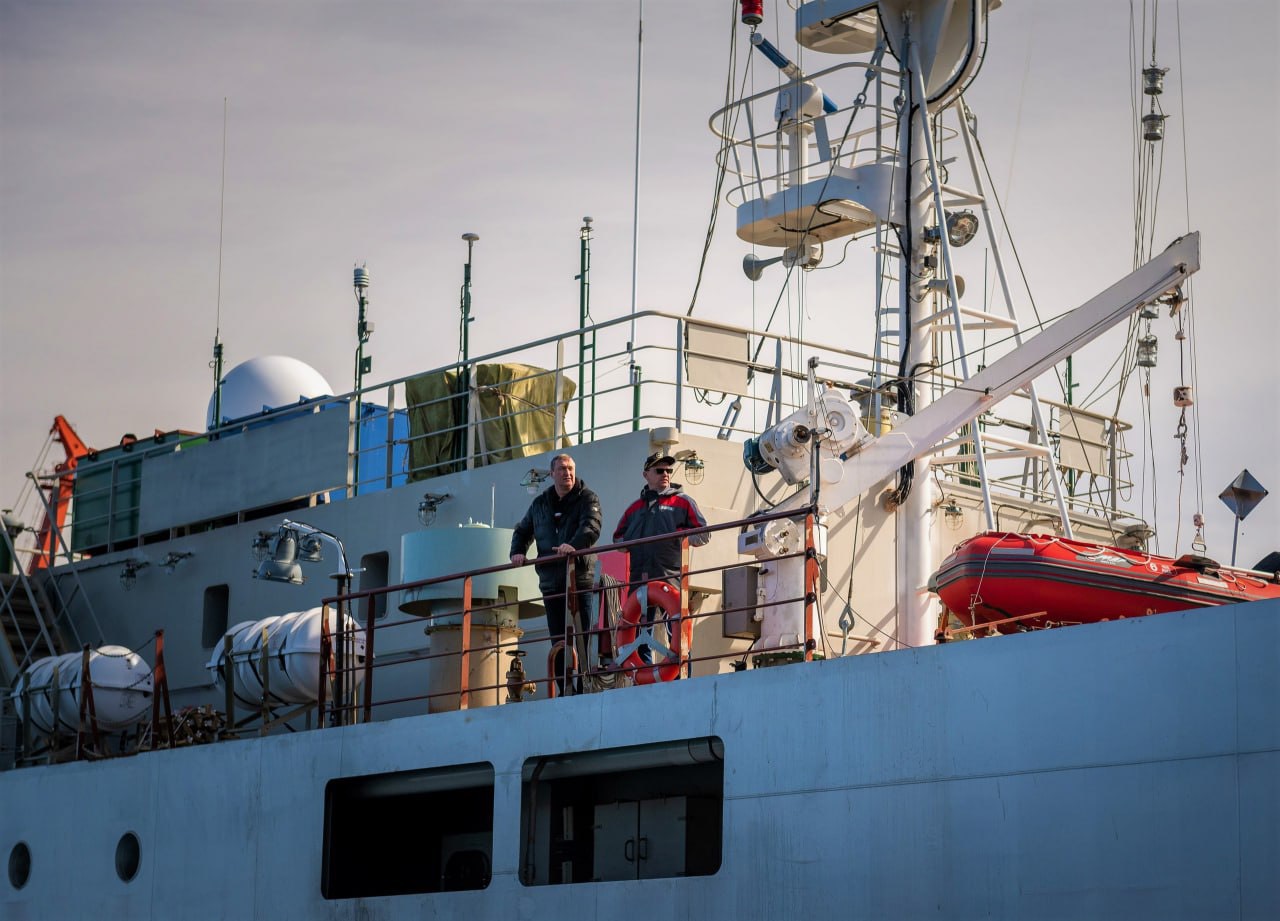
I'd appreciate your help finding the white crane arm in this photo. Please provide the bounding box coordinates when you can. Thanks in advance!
[779,232,1201,514]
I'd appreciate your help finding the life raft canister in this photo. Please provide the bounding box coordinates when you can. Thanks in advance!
[615,581,689,684]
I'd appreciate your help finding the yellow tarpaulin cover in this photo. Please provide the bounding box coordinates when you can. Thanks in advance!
[405,363,577,481]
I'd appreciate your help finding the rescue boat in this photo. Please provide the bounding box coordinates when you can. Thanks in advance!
[931,531,1280,634]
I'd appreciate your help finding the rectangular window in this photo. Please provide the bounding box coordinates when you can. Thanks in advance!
[357,550,390,620]
[322,762,495,899]
[201,585,230,649]
[520,737,723,885]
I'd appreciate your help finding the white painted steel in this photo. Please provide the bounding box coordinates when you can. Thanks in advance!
[3,600,1275,919]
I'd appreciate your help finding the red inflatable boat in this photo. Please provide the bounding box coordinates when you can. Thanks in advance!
[931,531,1280,634]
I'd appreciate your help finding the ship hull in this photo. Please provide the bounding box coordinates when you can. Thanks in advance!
[3,599,1277,919]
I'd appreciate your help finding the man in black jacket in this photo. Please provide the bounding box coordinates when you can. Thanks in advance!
[510,453,601,694]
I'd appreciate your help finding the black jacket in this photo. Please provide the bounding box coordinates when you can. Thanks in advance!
[510,480,602,590]
[612,484,709,579]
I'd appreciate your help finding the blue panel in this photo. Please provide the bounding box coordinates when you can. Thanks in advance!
[1235,603,1280,753]
[1239,751,1280,919]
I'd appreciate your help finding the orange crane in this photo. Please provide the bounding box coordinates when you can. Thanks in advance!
[28,416,91,574]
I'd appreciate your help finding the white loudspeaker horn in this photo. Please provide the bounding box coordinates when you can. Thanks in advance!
[743,253,785,281]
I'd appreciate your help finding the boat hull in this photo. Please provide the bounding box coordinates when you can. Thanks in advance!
[933,531,1280,632]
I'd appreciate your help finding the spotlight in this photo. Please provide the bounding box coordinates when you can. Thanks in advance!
[297,534,326,563]
[945,210,979,247]
[254,528,303,585]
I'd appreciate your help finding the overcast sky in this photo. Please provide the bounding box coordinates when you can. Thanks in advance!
[2,0,1276,565]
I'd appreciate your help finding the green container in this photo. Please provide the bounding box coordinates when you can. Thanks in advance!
[70,431,204,552]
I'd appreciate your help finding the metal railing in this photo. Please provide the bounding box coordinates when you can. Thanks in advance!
[313,507,822,727]
[18,307,1137,567]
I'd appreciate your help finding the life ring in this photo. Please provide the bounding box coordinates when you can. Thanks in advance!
[615,581,688,684]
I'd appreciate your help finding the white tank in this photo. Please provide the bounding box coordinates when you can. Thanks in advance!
[207,355,334,428]
[12,646,153,735]
[206,607,367,707]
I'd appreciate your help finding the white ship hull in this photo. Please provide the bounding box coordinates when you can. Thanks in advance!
[4,600,1276,919]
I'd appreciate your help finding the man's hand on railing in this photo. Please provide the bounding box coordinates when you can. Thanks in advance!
[510,553,527,565]
[554,543,577,555]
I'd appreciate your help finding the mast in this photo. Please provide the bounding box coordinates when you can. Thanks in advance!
[896,15,937,650]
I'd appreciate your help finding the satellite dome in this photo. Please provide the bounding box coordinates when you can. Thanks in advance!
[207,355,334,429]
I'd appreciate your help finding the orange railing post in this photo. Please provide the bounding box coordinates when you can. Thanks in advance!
[803,514,821,663]
[679,536,691,676]
[362,594,376,724]
[318,607,332,727]
[459,575,472,710]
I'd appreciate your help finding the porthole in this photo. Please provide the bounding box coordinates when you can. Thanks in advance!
[115,832,141,883]
[8,842,31,890]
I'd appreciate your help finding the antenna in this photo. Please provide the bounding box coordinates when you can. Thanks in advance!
[460,233,479,366]
[352,264,371,494]
[353,264,372,394]
[577,217,596,440]
[628,0,644,431]
[210,98,229,431]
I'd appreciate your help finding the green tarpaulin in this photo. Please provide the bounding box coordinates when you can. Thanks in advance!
[405,363,577,481]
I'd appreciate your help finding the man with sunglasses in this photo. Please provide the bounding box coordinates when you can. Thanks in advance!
[611,452,709,667]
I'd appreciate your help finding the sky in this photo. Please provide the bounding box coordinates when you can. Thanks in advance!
[2,0,1277,566]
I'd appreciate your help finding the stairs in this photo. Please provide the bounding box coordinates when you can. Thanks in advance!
[0,573,65,689]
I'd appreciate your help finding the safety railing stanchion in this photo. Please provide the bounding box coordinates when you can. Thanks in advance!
[362,594,376,723]
[318,607,332,727]
[679,537,691,677]
[459,576,472,710]
[803,514,820,663]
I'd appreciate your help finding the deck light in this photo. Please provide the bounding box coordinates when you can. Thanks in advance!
[119,558,150,591]
[297,534,326,564]
[521,469,550,495]
[418,493,451,526]
[159,551,193,574]
[1136,335,1158,368]
[254,528,303,585]
[253,519,353,588]
[678,451,706,486]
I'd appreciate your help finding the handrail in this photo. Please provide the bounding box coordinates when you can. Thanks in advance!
[316,505,821,727]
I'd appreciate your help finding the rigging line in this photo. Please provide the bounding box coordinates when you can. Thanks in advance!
[215,97,228,341]
[686,0,748,320]
[1000,8,1036,219]
[1144,376,1161,553]
[967,120,1073,404]
[1150,0,1159,63]
[1174,0,1205,516]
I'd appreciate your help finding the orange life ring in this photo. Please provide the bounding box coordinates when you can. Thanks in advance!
[615,581,688,684]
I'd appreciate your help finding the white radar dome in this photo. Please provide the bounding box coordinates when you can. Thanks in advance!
[207,355,334,428]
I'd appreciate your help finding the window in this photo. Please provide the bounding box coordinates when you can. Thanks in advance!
[520,737,723,885]
[201,585,229,648]
[322,762,494,898]
[357,551,390,620]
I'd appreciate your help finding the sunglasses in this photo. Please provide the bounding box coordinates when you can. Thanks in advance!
[649,467,674,475]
